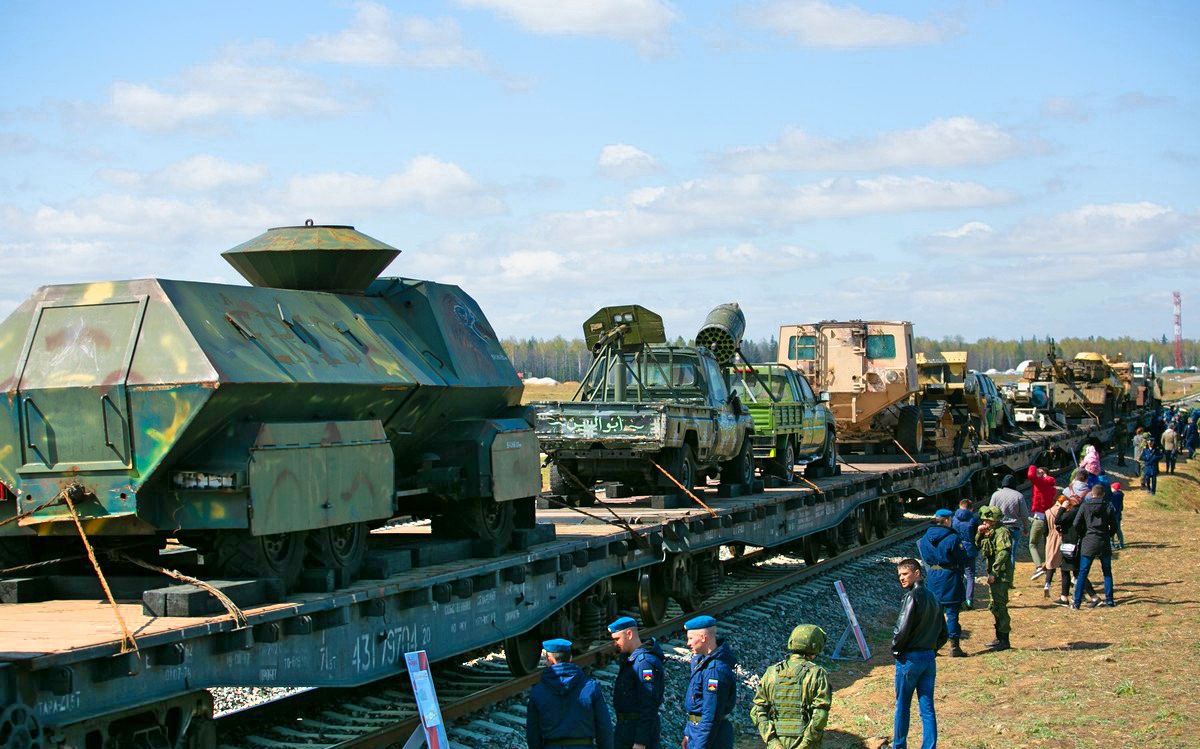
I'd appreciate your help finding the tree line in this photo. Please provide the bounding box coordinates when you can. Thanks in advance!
[501,334,1198,382]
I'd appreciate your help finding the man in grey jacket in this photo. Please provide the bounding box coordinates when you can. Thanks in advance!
[989,474,1030,568]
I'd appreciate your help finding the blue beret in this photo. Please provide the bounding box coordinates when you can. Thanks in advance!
[934,509,953,518]
[684,615,717,630]
[607,616,638,633]
[542,638,572,654]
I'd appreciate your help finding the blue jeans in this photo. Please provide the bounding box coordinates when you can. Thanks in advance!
[1008,525,1022,567]
[944,603,961,640]
[1073,552,1114,606]
[893,650,937,749]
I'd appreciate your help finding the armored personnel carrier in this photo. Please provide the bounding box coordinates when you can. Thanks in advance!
[0,223,541,588]
[777,320,923,454]
[1006,343,1128,428]
[533,304,755,503]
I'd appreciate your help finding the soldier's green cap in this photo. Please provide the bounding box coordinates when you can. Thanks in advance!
[978,506,1003,522]
[787,624,827,655]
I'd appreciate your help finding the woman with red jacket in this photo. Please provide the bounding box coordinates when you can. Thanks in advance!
[1027,464,1058,580]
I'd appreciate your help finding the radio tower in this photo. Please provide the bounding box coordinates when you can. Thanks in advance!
[1174,291,1183,369]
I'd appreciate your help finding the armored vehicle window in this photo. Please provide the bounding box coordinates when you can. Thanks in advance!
[866,334,896,359]
[788,335,816,360]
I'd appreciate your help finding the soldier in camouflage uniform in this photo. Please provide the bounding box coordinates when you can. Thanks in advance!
[976,506,1013,651]
[749,624,832,749]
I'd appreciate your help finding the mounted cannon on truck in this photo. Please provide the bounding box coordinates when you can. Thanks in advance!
[533,304,755,504]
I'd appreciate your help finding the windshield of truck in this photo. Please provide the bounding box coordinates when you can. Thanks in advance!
[729,368,794,403]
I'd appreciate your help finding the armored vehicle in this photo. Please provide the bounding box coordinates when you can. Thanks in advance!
[1006,343,1128,428]
[777,321,922,455]
[533,304,755,503]
[916,351,1012,454]
[727,363,837,481]
[0,223,541,588]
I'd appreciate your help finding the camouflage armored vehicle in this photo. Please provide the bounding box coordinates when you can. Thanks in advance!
[533,304,755,504]
[916,351,1012,454]
[0,223,542,588]
[777,321,923,454]
[727,363,837,481]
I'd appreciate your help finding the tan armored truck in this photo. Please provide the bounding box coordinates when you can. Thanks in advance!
[777,320,923,454]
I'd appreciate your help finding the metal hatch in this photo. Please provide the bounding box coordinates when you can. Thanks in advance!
[16,297,147,472]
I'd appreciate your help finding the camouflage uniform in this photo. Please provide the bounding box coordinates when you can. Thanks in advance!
[976,507,1014,645]
[750,625,832,749]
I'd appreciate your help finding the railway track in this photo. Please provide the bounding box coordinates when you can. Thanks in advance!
[215,519,929,749]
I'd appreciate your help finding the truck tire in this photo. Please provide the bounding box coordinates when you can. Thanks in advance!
[806,430,837,479]
[207,530,308,591]
[662,444,697,495]
[770,437,795,484]
[306,522,368,581]
[548,464,596,507]
[896,405,923,455]
[433,495,516,544]
[720,438,754,488]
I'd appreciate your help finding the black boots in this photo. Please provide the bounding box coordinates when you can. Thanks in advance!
[985,628,1011,651]
[949,638,967,657]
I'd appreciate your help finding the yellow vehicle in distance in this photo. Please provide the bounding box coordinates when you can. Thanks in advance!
[777,320,922,455]
[916,351,1013,455]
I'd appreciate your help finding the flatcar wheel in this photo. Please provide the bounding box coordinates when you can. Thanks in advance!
[873,501,890,538]
[801,536,820,566]
[0,702,44,749]
[307,523,368,580]
[637,569,668,627]
[503,631,544,676]
[208,531,307,590]
[856,507,871,545]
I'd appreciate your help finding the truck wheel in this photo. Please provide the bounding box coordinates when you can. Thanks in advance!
[307,523,368,581]
[806,431,837,479]
[720,438,754,488]
[896,405,923,455]
[433,496,515,545]
[771,438,795,484]
[663,445,697,495]
[549,464,596,507]
[207,530,308,591]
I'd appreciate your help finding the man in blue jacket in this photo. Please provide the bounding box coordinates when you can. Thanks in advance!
[682,615,738,749]
[608,616,665,749]
[918,509,971,658]
[526,638,614,749]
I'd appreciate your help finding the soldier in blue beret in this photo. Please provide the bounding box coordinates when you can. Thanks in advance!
[682,616,738,749]
[608,617,665,749]
[526,639,614,749]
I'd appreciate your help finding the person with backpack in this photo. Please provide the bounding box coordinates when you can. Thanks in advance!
[1072,484,1119,609]
[951,499,981,609]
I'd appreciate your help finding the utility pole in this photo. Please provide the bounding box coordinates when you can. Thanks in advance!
[1173,291,1183,369]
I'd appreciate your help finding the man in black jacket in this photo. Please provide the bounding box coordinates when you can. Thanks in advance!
[890,558,948,749]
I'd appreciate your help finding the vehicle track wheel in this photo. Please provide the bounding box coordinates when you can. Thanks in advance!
[720,438,754,488]
[637,568,669,626]
[772,438,795,484]
[207,531,307,590]
[663,445,697,495]
[433,495,516,547]
[0,703,43,749]
[897,405,923,455]
[307,522,368,581]
[503,631,544,676]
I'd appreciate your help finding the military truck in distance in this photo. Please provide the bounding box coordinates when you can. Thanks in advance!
[777,321,923,455]
[727,363,837,482]
[533,305,755,504]
[1006,344,1129,429]
[916,351,1012,455]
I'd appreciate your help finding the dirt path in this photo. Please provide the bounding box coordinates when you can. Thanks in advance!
[740,453,1200,749]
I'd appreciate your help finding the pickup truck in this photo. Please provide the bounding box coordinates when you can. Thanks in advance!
[533,344,755,505]
[728,363,838,482]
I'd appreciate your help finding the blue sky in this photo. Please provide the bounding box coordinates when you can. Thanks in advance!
[2,1,1197,345]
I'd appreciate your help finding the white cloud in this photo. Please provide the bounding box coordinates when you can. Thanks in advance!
[740,0,955,49]
[301,3,493,71]
[96,156,269,193]
[1041,96,1091,123]
[719,117,1027,172]
[931,221,992,239]
[920,202,1200,257]
[108,61,351,132]
[283,155,506,217]
[1113,92,1175,112]
[597,144,664,179]
[456,0,677,55]
[522,174,1012,250]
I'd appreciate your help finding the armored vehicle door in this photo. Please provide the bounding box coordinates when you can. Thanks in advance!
[16,297,146,473]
